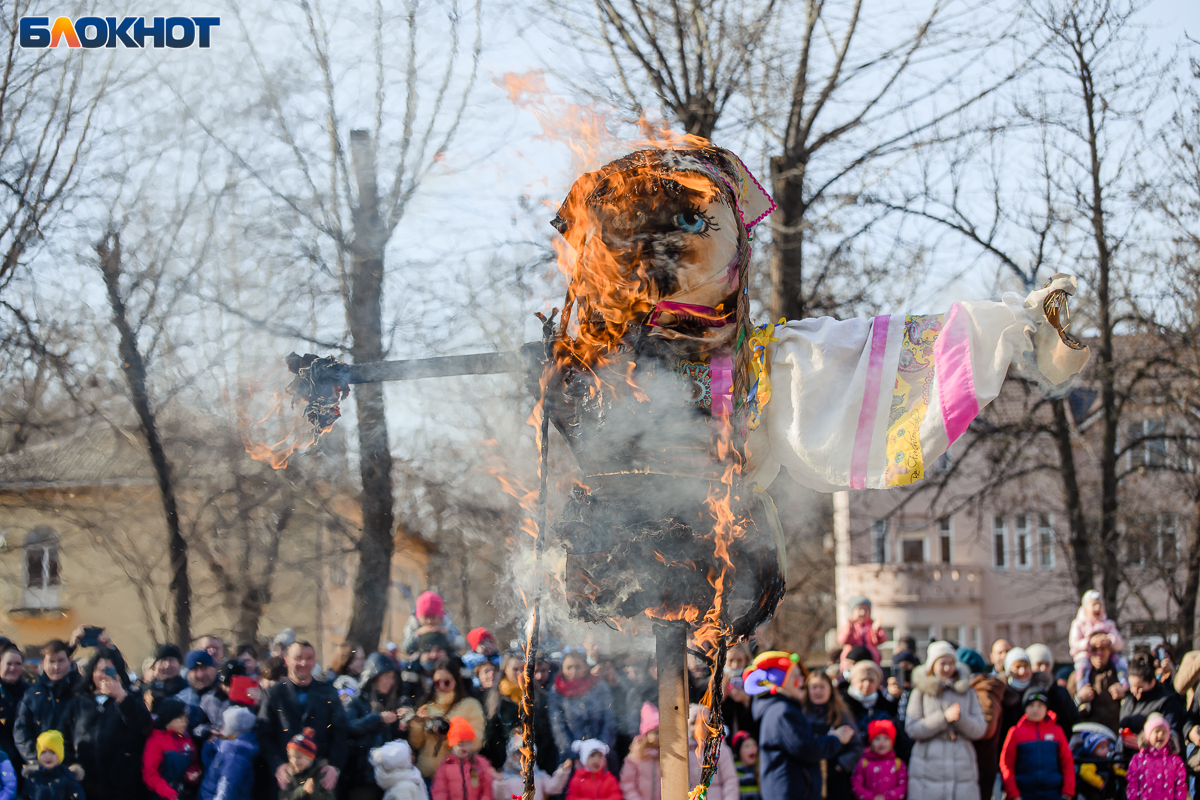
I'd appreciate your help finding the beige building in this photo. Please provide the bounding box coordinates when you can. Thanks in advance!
[0,422,432,665]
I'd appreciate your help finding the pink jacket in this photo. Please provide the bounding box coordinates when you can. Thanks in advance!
[432,754,496,800]
[851,750,907,800]
[838,620,887,663]
[686,737,738,800]
[619,753,661,800]
[1126,746,1187,800]
[1069,616,1123,659]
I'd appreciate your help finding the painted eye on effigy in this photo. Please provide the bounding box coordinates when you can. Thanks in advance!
[674,208,712,235]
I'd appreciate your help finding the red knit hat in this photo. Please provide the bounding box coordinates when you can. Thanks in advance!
[467,628,494,651]
[416,591,444,618]
[447,716,476,747]
[867,719,896,744]
[287,727,318,758]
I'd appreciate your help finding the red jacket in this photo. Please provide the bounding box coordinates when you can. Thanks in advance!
[565,767,622,800]
[999,711,1075,799]
[430,753,495,800]
[142,728,200,800]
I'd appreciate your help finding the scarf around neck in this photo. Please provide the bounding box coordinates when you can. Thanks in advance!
[847,686,878,709]
[555,672,597,698]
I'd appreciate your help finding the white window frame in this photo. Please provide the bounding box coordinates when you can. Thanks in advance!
[938,517,953,564]
[22,528,61,610]
[900,537,927,564]
[873,518,889,565]
[1129,418,1168,469]
[1038,513,1055,569]
[1015,514,1030,569]
[993,515,1007,570]
[972,626,983,652]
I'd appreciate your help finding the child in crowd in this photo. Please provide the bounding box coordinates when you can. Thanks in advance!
[565,740,621,800]
[730,731,760,800]
[492,732,571,800]
[851,719,906,800]
[1074,732,1124,800]
[1069,591,1128,688]
[24,731,84,800]
[431,716,494,800]
[0,744,11,800]
[462,629,500,673]
[837,596,887,669]
[401,592,465,656]
[199,706,259,800]
[1000,688,1074,800]
[1125,712,1187,800]
[143,697,202,800]
[620,703,661,800]
[281,728,334,800]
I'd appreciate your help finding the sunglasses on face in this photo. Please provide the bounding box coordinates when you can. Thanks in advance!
[435,679,455,688]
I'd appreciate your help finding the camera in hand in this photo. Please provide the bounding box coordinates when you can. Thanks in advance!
[424,715,451,736]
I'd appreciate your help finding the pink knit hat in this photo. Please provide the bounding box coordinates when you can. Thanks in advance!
[1143,712,1170,737]
[415,591,444,618]
[640,702,660,735]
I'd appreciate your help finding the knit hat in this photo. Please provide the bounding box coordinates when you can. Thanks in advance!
[1004,647,1031,674]
[845,646,873,664]
[891,650,916,667]
[185,650,215,671]
[849,660,884,686]
[155,643,183,663]
[867,719,896,744]
[155,697,189,729]
[847,595,871,611]
[925,641,957,673]
[223,706,257,736]
[36,730,64,763]
[415,591,445,619]
[956,647,988,676]
[1022,687,1049,708]
[1081,589,1102,608]
[1081,732,1109,754]
[1026,643,1054,667]
[467,628,493,651]
[287,727,318,759]
[743,651,804,696]
[271,628,296,649]
[447,716,476,747]
[639,702,659,735]
[572,739,609,762]
[417,631,452,654]
[1144,712,1170,737]
[731,730,751,752]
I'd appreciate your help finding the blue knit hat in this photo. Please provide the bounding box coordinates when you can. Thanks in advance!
[956,647,988,676]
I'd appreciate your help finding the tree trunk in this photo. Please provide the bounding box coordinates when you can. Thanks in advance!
[345,130,396,651]
[769,156,808,321]
[1051,398,1094,596]
[1180,510,1200,650]
[97,232,191,648]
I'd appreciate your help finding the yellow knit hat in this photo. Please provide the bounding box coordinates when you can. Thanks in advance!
[37,730,64,762]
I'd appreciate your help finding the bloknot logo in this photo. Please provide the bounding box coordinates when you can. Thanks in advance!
[19,16,220,48]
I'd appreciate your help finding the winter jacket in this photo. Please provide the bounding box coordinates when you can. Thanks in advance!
[804,702,862,798]
[751,692,842,800]
[1125,745,1187,800]
[851,749,907,800]
[1120,682,1186,741]
[967,674,1006,800]
[256,678,348,774]
[64,690,152,800]
[400,613,466,656]
[838,620,888,664]
[198,731,258,800]
[999,712,1074,800]
[13,674,77,765]
[734,759,759,800]
[430,753,494,800]
[482,684,557,775]
[21,764,84,800]
[619,751,660,800]
[344,653,406,788]
[846,690,909,761]
[563,768,621,800]
[408,697,486,779]
[176,682,229,739]
[142,727,199,799]
[0,749,13,800]
[1067,658,1123,734]
[1069,615,1123,661]
[493,766,570,800]
[904,660,987,800]
[0,678,27,771]
[279,759,335,800]
[547,680,616,761]
[686,733,738,800]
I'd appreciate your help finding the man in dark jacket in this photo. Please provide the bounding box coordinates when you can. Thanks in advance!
[746,651,853,800]
[143,644,188,713]
[1120,652,1186,741]
[14,641,77,765]
[1067,633,1126,733]
[344,652,404,792]
[258,640,348,794]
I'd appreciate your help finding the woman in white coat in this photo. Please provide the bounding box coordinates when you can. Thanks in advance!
[905,641,988,800]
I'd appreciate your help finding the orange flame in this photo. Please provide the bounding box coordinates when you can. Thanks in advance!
[235,384,327,469]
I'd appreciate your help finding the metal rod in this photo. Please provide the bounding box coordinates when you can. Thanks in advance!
[656,623,690,800]
[341,342,541,383]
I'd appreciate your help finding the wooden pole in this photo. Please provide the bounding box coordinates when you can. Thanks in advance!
[656,624,689,800]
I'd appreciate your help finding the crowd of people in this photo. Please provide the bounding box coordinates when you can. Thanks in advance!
[0,589,1197,799]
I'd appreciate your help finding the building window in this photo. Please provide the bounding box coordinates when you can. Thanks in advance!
[944,625,964,645]
[873,519,888,564]
[995,622,1011,643]
[972,626,983,652]
[1160,513,1178,563]
[994,515,1007,569]
[22,527,61,609]
[901,538,926,564]
[1129,418,1168,469]
[1041,622,1057,645]
[1038,513,1055,568]
[1015,515,1030,569]
[1018,622,1034,644]
[938,517,952,564]
[911,626,933,656]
